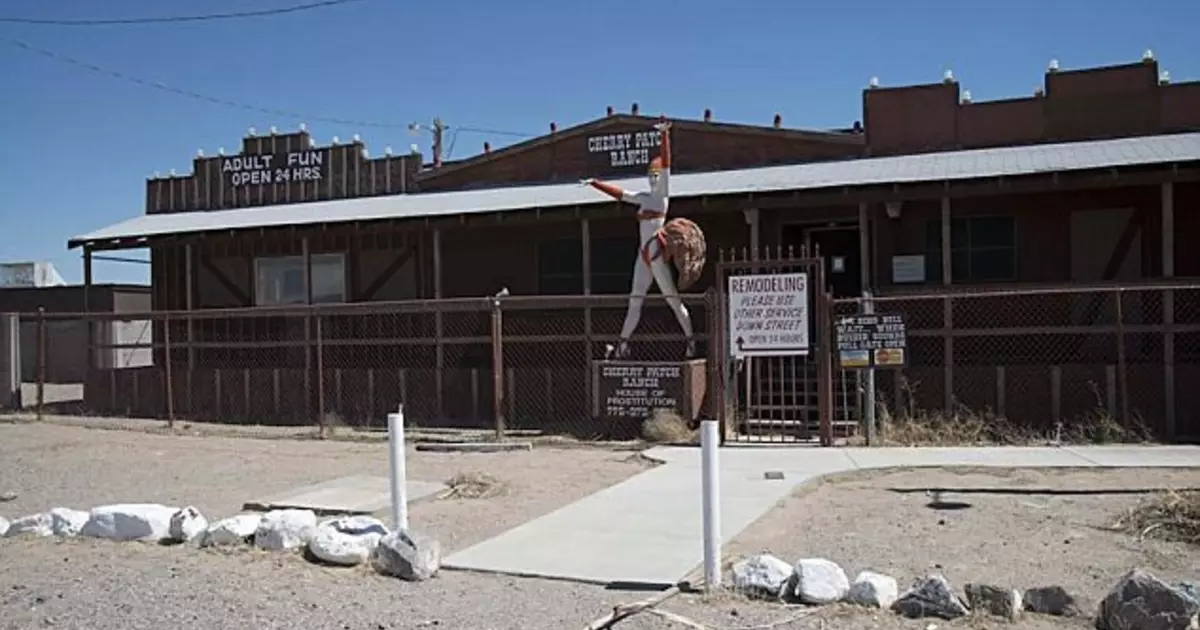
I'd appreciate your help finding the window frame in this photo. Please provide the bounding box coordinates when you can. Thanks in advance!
[253,253,347,306]
[924,215,1017,283]
[536,236,639,295]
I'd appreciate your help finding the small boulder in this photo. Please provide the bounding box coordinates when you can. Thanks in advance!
[254,509,317,551]
[730,554,794,600]
[892,575,970,620]
[168,506,208,544]
[4,512,53,537]
[0,516,8,537]
[791,558,850,605]
[308,516,389,566]
[201,514,262,547]
[370,530,441,581]
[48,508,90,537]
[965,583,1022,620]
[1023,585,1081,617]
[847,571,900,609]
[1096,568,1200,630]
[80,504,177,542]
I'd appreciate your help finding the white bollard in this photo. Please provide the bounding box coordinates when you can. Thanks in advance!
[700,419,721,589]
[388,407,409,532]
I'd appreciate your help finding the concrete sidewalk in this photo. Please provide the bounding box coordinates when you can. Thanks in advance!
[442,444,1200,587]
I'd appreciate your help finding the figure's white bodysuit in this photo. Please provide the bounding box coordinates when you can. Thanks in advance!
[614,166,694,357]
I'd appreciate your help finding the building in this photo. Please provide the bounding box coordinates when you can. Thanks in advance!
[68,55,1200,440]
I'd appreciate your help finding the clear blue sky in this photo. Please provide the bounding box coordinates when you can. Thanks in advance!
[1,0,1196,286]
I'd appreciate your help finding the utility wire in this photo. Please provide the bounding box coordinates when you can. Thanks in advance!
[3,37,538,139]
[0,0,370,26]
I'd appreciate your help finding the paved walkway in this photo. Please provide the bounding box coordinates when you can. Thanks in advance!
[442,444,1200,587]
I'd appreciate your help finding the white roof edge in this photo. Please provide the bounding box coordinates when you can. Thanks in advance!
[70,131,1200,248]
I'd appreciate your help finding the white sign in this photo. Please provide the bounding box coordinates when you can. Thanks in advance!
[586,131,662,168]
[222,150,325,186]
[727,272,810,357]
[891,255,926,283]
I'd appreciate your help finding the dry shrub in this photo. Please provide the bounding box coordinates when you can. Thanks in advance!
[1112,490,1200,545]
[440,471,507,500]
[641,409,697,444]
[874,378,1152,447]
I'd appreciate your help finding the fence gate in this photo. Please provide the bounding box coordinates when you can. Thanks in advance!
[715,246,835,444]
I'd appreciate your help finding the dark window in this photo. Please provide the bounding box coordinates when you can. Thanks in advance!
[925,216,1016,282]
[537,237,638,295]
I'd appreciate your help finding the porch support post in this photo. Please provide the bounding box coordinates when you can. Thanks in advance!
[83,245,94,372]
[185,242,195,415]
[303,236,313,425]
[742,208,759,425]
[433,228,444,421]
[857,202,871,292]
[581,217,593,402]
[743,208,760,257]
[940,196,953,414]
[1162,181,1176,440]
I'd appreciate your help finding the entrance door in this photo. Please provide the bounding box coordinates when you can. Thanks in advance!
[781,224,862,298]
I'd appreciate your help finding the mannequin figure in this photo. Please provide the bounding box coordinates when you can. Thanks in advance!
[582,119,698,359]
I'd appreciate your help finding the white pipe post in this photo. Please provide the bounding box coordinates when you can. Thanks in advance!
[700,419,721,589]
[388,406,409,532]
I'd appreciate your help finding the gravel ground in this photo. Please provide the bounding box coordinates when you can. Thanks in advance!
[643,466,1200,630]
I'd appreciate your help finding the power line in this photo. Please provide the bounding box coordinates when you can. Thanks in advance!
[0,0,370,26]
[3,37,538,139]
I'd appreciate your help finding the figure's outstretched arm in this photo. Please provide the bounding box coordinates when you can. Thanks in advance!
[656,118,672,170]
[582,178,639,204]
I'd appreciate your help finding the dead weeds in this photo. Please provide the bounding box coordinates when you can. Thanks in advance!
[1112,490,1200,545]
[642,409,698,444]
[439,471,508,500]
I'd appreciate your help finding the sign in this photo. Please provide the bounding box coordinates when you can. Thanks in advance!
[835,313,908,369]
[891,255,926,283]
[727,273,810,357]
[596,363,684,419]
[586,130,662,169]
[222,150,328,186]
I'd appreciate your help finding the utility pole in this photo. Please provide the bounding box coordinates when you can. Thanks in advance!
[408,118,446,168]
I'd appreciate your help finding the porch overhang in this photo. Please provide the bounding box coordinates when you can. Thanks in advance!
[68,131,1200,252]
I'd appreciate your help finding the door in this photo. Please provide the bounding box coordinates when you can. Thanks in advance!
[781,225,862,298]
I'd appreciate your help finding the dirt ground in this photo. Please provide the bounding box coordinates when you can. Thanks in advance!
[647,467,1200,630]
[3,420,1199,629]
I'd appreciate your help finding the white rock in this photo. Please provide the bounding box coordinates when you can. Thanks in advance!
[0,516,8,537]
[4,512,53,537]
[201,514,263,547]
[731,554,794,600]
[370,530,441,581]
[792,558,850,604]
[254,509,317,551]
[168,506,208,544]
[848,571,900,608]
[79,503,177,542]
[48,508,90,537]
[308,516,389,566]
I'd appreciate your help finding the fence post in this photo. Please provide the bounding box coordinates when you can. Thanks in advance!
[36,308,46,421]
[316,311,326,438]
[1114,289,1130,431]
[164,311,175,427]
[491,289,507,440]
[862,291,877,445]
[0,313,19,413]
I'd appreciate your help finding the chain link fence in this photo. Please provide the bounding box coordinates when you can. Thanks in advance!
[9,293,714,438]
[832,283,1200,441]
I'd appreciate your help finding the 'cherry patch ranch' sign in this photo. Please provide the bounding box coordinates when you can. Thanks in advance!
[585,130,663,169]
[222,150,328,187]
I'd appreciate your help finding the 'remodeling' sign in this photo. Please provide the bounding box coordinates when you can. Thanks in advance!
[222,149,328,187]
[727,272,810,357]
[586,130,663,169]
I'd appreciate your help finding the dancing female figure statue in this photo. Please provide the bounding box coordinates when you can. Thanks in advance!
[582,119,706,360]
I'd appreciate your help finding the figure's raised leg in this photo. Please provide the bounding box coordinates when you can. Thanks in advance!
[649,258,695,358]
[616,256,655,358]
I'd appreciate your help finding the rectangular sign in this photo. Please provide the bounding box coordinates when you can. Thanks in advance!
[595,363,684,419]
[835,313,908,369]
[586,130,662,169]
[727,272,810,357]
[222,150,328,187]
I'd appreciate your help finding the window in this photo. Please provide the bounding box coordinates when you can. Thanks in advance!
[254,253,346,305]
[536,237,638,295]
[924,216,1016,282]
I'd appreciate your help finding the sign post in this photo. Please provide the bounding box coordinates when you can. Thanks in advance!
[727,272,811,357]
